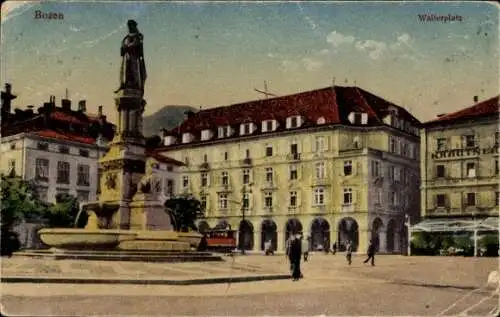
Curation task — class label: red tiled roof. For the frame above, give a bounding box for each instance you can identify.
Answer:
[147,151,185,166]
[32,129,96,145]
[50,110,104,125]
[166,86,420,140]
[424,96,499,125]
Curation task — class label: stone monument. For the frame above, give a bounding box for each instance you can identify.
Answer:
[36,20,208,259]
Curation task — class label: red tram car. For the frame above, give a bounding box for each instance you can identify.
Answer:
[198,229,237,253]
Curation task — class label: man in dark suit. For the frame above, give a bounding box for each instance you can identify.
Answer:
[363,239,376,266]
[290,235,303,281]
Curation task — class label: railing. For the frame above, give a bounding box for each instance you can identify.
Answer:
[241,158,252,166]
[199,162,210,170]
[287,153,301,161]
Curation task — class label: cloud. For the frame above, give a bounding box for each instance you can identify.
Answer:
[355,39,387,60]
[302,57,323,71]
[326,31,355,47]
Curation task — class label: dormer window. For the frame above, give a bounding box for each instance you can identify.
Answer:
[182,132,194,144]
[348,112,368,125]
[217,126,232,138]
[316,117,326,125]
[262,120,277,133]
[286,115,303,129]
[240,123,256,136]
[164,135,176,146]
[201,129,213,141]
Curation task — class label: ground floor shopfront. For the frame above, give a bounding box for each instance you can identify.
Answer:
[197,213,408,254]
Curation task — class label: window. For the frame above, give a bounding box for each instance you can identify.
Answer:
[390,137,396,153]
[394,167,400,182]
[242,193,249,209]
[343,160,352,176]
[77,190,90,202]
[8,159,15,174]
[201,172,208,187]
[390,191,398,205]
[496,132,500,146]
[436,165,445,178]
[313,187,325,206]
[203,154,208,163]
[245,149,250,158]
[264,192,273,208]
[289,191,297,207]
[218,126,228,138]
[182,176,189,189]
[343,188,353,205]
[376,188,382,204]
[388,166,394,181]
[290,116,298,128]
[466,162,476,178]
[495,160,499,175]
[79,149,89,157]
[402,143,408,156]
[221,171,229,185]
[436,194,446,207]
[265,146,273,157]
[436,138,447,151]
[242,169,250,184]
[37,142,48,150]
[10,143,15,150]
[57,161,70,184]
[36,186,48,202]
[167,165,173,172]
[59,146,70,154]
[464,135,476,148]
[371,161,380,177]
[496,192,499,206]
[466,193,476,206]
[315,162,325,179]
[200,195,207,210]
[289,165,298,180]
[165,179,174,196]
[224,152,229,161]
[240,123,252,135]
[77,164,90,186]
[290,143,298,155]
[315,136,325,153]
[265,120,273,132]
[218,193,228,209]
[265,168,273,183]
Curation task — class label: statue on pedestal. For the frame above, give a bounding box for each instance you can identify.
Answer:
[115,20,147,95]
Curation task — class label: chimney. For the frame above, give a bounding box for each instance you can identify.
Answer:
[78,100,86,112]
[50,95,56,107]
[473,96,478,103]
[98,105,103,117]
[61,98,71,110]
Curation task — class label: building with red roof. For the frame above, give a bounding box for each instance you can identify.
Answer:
[157,85,422,254]
[419,95,499,229]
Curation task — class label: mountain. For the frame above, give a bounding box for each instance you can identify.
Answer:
[142,105,197,137]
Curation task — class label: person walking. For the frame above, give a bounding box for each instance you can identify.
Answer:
[302,235,310,262]
[285,234,293,271]
[332,241,337,255]
[290,234,302,281]
[363,239,376,266]
[345,240,353,265]
[323,236,330,254]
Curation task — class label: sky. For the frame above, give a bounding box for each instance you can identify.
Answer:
[1,1,498,126]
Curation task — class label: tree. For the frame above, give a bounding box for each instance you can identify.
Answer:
[44,193,87,228]
[164,196,204,232]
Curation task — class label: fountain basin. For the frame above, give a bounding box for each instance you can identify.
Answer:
[38,228,136,250]
[178,231,203,248]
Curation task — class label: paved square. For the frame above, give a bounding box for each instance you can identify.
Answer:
[1,254,499,316]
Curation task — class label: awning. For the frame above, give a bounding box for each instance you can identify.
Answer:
[411,217,499,233]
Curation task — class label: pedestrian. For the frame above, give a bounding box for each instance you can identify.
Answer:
[302,235,310,262]
[345,240,353,265]
[323,237,330,254]
[332,241,337,255]
[363,239,376,266]
[290,234,302,281]
[285,234,293,271]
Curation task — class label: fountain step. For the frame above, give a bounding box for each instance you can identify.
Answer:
[13,250,224,263]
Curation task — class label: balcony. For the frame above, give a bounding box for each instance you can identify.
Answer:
[341,203,355,213]
[199,162,210,170]
[241,158,253,166]
[312,205,326,213]
[287,153,301,161]
[311,178,330,187]
[288,206,299,215]
[215,183,232,193]
[261,181,278,190]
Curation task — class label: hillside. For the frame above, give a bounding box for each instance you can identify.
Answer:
[142,105,197,137]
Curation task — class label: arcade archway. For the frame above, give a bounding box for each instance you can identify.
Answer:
[238,220,254,251]
[372,218,384,252]
[285,218,303,242]
[386,219,396,253]
[337,217,359,252]
[310,218,330,251]
[214,219,230,230]
[261,220,277,251]
[198,221,210,234]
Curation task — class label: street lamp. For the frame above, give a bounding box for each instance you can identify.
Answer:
[229,185,252,255]
[405,213,411,256]
[472,212,478,257]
